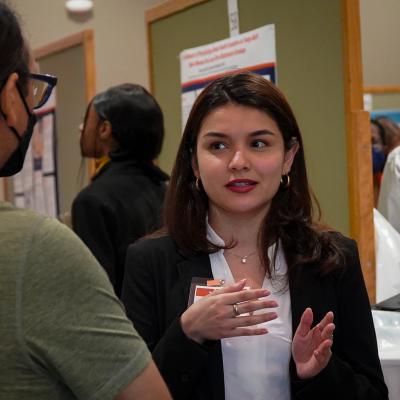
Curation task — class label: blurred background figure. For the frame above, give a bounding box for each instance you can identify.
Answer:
[370,119,386,205]
[72,83,169,297]
[79,97,110,180]
[376,116,400,156]
[376,117,400,233]
[374,208,400,302]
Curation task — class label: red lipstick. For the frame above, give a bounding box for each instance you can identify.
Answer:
[226,179,257,193]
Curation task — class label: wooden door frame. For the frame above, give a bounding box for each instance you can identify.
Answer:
[145,0,207,93]
[342,0,376,302]
[34,29,96,103]
[364,85,400,94]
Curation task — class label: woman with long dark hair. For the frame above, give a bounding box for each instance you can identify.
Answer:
[122,72,387,400]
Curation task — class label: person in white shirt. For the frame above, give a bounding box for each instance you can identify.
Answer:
[122,72,387,400]
[377,117,400,233]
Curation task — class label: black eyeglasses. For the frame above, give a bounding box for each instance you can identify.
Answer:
[30,73,58,109]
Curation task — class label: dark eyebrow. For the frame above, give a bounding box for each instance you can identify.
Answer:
[249,129,276,137]
[203,129,276,138]
[203,132,226,138]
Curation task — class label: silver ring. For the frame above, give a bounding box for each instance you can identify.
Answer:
[232,303,240,317]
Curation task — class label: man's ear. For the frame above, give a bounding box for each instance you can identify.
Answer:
[283,140,299,174]
[0,73,19,127]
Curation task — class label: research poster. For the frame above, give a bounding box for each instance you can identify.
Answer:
[13,90,59,217]
[180,24,277,130]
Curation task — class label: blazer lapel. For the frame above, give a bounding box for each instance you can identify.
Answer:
[289,265,313,334]
[176,252,214,304]
[176,252,225,400]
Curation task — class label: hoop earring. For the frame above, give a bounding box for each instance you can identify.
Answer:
[280,174,290,188]
[195,177,201,191]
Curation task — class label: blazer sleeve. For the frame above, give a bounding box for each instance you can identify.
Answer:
[291,239,388,400]
[121,241,218,399]
[72,192,117,287]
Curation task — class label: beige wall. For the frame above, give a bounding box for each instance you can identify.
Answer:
[360,0,400,87]
[10,0,162,91]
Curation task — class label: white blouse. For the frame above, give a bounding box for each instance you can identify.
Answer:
[207,224,292,400]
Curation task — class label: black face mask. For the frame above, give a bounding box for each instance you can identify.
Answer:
[0,85,37,177]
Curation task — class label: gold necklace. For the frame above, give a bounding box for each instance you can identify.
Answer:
[226,250,257,264]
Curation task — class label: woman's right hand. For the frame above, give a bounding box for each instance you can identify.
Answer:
[180,279,278,344]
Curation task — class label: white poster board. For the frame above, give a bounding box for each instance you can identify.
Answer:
[179,24,277,130]
[13,90,59,217]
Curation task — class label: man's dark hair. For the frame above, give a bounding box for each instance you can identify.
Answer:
[0,1,29,94]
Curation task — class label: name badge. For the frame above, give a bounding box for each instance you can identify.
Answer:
[187,277,225,306]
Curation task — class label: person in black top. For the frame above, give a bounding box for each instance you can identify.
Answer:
[72,83,169,297]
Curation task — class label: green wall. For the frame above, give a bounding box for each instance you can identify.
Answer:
[152,0,229,175]
[151,0,349,234]
[371,93,400,111]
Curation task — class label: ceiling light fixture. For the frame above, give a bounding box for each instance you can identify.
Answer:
[65,0,94,13]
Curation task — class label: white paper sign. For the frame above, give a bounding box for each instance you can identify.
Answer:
[180,24,277,130]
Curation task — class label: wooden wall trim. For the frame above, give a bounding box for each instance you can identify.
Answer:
[82,30,96,103]
[364,85,400,94]
[146,15,155,93]
[82,31,96,176]
[146,0,207,23]
[146,0,208,93]
[33,30,96,104]
[34,30,87,59]
[35,30,97,178]
[342,0,376,302]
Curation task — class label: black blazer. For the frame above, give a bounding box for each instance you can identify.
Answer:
[72,152,168,297]
[121,235,388,400]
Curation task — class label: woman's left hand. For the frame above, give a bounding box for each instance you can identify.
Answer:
[292,308,335,379]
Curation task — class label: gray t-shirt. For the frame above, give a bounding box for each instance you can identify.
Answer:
[0,202,150,399]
